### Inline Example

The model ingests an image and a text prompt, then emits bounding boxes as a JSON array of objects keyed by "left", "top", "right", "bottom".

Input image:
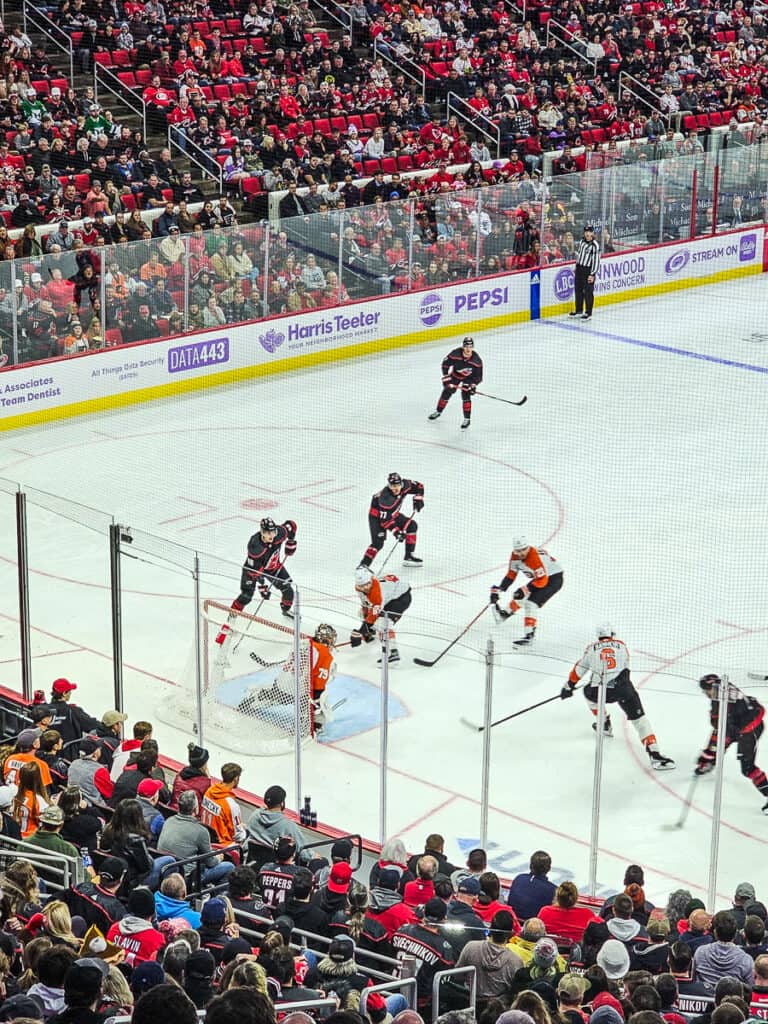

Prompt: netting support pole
[
  {"left": 479, "top": 637, "right": 493, "bottom": 850},
  {"left": 192, "top": 553, "right": 204, "bottom": 746},
  {"left": 109, "top": 524, "right": 124, "bottom": 715},
  {"left": 293, "top": 587, "right": 303, "bottom": 814},
  {"left": 15, "top": 489, "right": 32, "bottom": 701},
  {"left": 379, "top": 613, "right": 390, "bottom": 844},
  {"left": 588, "top": 664, "right": 608, "bottom": 896},
  {"left": 707, "top": 673, "right": 730, "bottom": 911}
]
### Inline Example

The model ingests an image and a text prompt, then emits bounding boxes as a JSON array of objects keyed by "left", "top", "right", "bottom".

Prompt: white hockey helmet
[
  {"left": 355, "top": 566, "right": 373, "bottom": 589},
  {"left": 512, "top": 535, "right": 530, "bottom": 553},
  {"left": 596, "top": 623, "right": 615, "bottom": 639}
]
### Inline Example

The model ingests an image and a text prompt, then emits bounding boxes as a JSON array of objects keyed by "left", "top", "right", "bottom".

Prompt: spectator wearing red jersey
[{"left": 539, "top": 881, "right": 603, "bottom": 943}]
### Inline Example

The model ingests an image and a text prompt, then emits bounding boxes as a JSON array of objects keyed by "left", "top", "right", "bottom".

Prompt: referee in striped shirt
[{"left": 569, "top": 225, "right": 601, "bottom": 321}]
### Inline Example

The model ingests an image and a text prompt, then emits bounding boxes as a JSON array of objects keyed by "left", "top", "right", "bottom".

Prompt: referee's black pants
[{"left": 574, "top": 264, "right": 595, "bottom": 315}]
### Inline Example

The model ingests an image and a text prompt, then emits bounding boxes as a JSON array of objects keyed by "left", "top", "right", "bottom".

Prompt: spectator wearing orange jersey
[
  {"left": 3, "top": 728, "right": 53, "bottom": 789},
  {"left": 201, "top": 764, "right": 246, "bottom": 844}
]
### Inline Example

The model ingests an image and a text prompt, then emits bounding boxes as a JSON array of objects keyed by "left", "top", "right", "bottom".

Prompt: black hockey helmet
[
  {"left": 387, "top": 472, "right": 403, "bottom": 487},
  {"left": 260, "top": 517, "right": 278, "bottom": 533},
  {"left": 699, "top": 673, "right": 720, "bottom": 692},
  {"left": 462, "top": 336, "right": 474, "bottom": 348}
]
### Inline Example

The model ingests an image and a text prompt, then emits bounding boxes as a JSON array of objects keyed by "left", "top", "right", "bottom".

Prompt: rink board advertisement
[
  {"left": 0, "top": 274, "right": 530, "bottom": 429},
  {"left": 540, "top": 226, "right": 763, "bottom": 316},
  {"left": 0, "top": 225, "right": 764, "bottom": 430}
]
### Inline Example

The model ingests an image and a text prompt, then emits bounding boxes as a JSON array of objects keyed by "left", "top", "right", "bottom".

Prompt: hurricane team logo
[
  {"left": 553, "top": 267, "right": 574, "bottom": 300},
  {"left": 664, "top": 249, "right": 690, "bottom": 275},
  {"left": 419, "top": 293, "right": 443, "bottom": 326},
  {"left": 739, "top": 234, "right": 757, "bottom": 262},
  {"left": 258, "top": 328, "right": 285, "bottom": 353}
]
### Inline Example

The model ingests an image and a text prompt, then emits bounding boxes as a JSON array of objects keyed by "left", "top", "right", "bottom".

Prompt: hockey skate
[
  {"left": 461, "top": 418, "right": 471, "bottom": 429},
  {"left": 428, "top": 411, "right": 441, "bottom": 420},
  {"left": 763, "top": 800, "right": 768, "bottom": 815},
  {"left": 647, "top": 749, "right": 676, "bottom": 771},
  {"left": 592, "top": 715, "right": 614, "bottom": 738},
  {"left": 281, "top": 606, "right": 295, "bottom": 619},
  {"left": 378, "top": 647, "right": 400, "bottom": 665},
  {"left": 513, "top": 629, "right": 536, "bottom": 646},
  {"left": 403, "top": 552, "right": 423, "bottom": 566}
]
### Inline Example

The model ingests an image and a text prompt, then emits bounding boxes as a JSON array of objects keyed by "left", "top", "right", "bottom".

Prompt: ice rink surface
[{"left": 1, "top": 274, "right": 767, "bottom": 904}]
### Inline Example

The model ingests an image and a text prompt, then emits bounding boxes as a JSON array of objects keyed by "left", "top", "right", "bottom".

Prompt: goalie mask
[{"left": 314, "top": 624, "right": 337, "bottom": 648}]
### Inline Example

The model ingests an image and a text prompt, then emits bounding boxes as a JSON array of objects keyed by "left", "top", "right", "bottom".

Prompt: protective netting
[{"left": 156, "top": 599, "right": 313, "bottom": 756}]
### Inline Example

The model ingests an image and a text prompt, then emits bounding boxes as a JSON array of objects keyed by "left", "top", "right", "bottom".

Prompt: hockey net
[{"left": 158, "top": 599, "right": 313, "bottom": 756}]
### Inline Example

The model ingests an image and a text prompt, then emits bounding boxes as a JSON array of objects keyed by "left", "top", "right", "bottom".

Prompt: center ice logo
[
  {"left": 739, "top": 233, "right": 757, "bottom": 261},
  {"left": 664, "top": 249, "right": 690, "bottom": 275},
  {"left": 553, "top": 268, "right": 574, "bottom": 301},
  {"left": 419, "top": 293, "right": 443, "bottom": 327},
  {"left": 258, "top": 328, "right": 285, "bottom": 353}
]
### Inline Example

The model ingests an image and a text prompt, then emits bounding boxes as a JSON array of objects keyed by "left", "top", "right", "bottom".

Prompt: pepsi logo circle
[
  {"left": 553, "top": 268, "right": 574, "bottom": 300},
  {"left": 665, "top": 249, "right": 690, "bottom": 275},
  {"left": 419, "top": 293, "right": 443, "bottom": 326}
]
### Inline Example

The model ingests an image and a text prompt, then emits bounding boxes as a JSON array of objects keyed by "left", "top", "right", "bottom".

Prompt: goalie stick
[
  {"left": 475, "top": 390, "right": 528, "bottom": 407},
  {"left": 414, "top": 605, "right": 488, "bottom": 667}
]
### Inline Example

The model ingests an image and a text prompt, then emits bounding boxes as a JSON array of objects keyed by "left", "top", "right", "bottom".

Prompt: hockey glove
[
  {"left": 695, "top": 752, "right": 716, "bottom": 776},
  {"left": 462, "top": 383, "right": 476, "bottom": 395},
  {"left": 394, "top": 530, "right": 406, "bottom": 542},
  {"left": 442, "top": 375, "right": 458, "bottom": 390},
  {"left": 560, "top": 683, "right": 575, "bottom": 700},
  {"left": 359, "top": 621, "right": 375, "bottom": 643},
  {"left": 258, "top": 581, "right": 271, "bottom": 600},
  {"left": 512, "top": 586, "right": 530, "bottom": 601},
  {"left": 284, "top": 539, "right": 297, "bottom": 557},
  {"left": 413, "top": 497, "right": 424, "bottom": 513},
  {"left": 283, "top": 519, "right": 297, "bottom": 540},
  {"left": 489, "top": 586, "right": 500, "bottom": 605}
]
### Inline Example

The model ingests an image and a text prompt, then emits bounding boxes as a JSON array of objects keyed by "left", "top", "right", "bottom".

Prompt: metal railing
[
  {"left": 619, "top": 70, "right": 669, "bottom": 125},
  {"left": 169, "top": 125, "right": 224, "bottom": 192},
  {"left": 447, "top": 91, "right": 501, "bottom": 157},
  {"left": 94, "top": 63, "right": 147, "bottom": 142},
  {"left": 545, "top": 19, "right": 597, "bottom": 75},
  {"left": 297, "top": 832, "right": 364, "bottom": 870},
  {"left": 360, "top": 978, "right": 418, "bottom": 1016},
  {"left": 158, "top": 844, "right": 241, "bottom": 897},
  {"left": 373, "top": 35, "right": 426, "bottom": 96},
  {"left": 22, "top": 6, "right": 74, "bottom": 81},
  {"left": 431, "top": 966, "right": 477, "bottom": 1023},
  {"left": 0, "top": 835, "right": 85, "bottom": 891},
  {"left": 324, "top": 1, "right": 354, "bottom": 34}
]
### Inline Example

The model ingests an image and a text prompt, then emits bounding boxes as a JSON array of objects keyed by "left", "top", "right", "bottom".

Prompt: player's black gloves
[
  {"left": 462, "top": 383, "right": 476, "bottom": 395},
  {"left": 285, "top": 539, "right": 297, "bottom": 556},
  {"left": 394, "top": 530, "right": 406, "bottom": 542},
  {"left": 359, "top": 621, "right": 375, "bottom": 643},
  {"left": 258, "top": 582, "right": 271, "bottom": 600},
  {"left": 413, "top": 497, "right": 424, "bottom": 512},
  {"left": 560, "top": 683, "right": 575, "bottom": 700},
  {"left": 489, "top": 587, "right": 500, "bottom": 605}
]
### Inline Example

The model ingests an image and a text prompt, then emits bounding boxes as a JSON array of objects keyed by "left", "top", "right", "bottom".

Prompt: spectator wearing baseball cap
[
  {"left": 136, "top": 778, "right": 166, "bottom": 840},
  {"left": 0, "top": 992, "right": 45, "bottom": 1021},
  {"left": 196, "top": 899, "right": 234, "bottom": 964},
  {"left": 392, "top": 897, "right": 456, "bottom": 1013},
  {"left": 314, "top": 836, "right": 354, "bottom": 889},
  {"left": 48, "top": 680, "right": 101, "bottom": 747},
  {"left": 0, "top": 784, "right": 20, "bottom": 840},
  {"left": 445, "top": 875, "right": 486, "bottom": 956},
  {"left": 246, "top": 784, "right": 305, "bottom": 851},
  {"left": 731, "top": 882, "right": 757, "bottom": 930},
  {"left": 366, "top": 868, "right": 417, "bottom": 946},
  {"left": 60, "top": 857, "right": 128, "bottom": 933},
  {"left": 280, "top": 866, "right": 329, "bottom": 939},
  {"left": 47, "top": 957, "right": 106, "bottom": 1023},
  {"left": 315, "top": 935, "right": 369, "bottom": 1009},
  {"left": 3, "top": 727, "right": 52, "bottom": 790},
  {"left": 558, "top": 974, "right": 589, "bottom": 1024},
  {"left": 86, "top": 711, "right": 128, "bottom": 773},
  {"left": 25, "top": 803, "right": 79, "bottom": 862},
  {"left": 66, "top": 739, "right": 114, "bottom": 807},
  {"left": 314, "top": 859, "right": 354, "bottom": 918},
  {"left": 456, "top": 908, "right": 523, "bottom": 1002}
]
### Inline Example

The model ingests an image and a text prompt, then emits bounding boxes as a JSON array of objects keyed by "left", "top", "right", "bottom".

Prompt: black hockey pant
[
  {"left": 361, "top": 512, "right": 418, "bottom": 565},
  {"left": 583, "top": 669, "right": 644, "bottom": 721},
  {"left": 236, "top": 564, "right": 294, "bottom": 611},
  {"left": 436, "top": 384, "right": 472, "bottom": 418}
]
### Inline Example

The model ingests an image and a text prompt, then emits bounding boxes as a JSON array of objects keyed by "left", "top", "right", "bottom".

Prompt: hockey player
[
  {"left": 560, "top": 624, "right": 675, "bottom": 771},
  {"left": 240, "top": 624, "right": 339, "bottom": 735},
  {"left": 360, "top": 472, "right": 424, "bottom": 568},
  {"left": 351, "top": 566, "right": 412, "bottom": 665},
  {"left": 216, "top": 518, "right": 297, "bottom": 646},
  {"left": 489, "top": 537, "right": 563, "bottom": 646},
  {"left": 695, "top": 675, "right": 768, "bottom": 813},
  {"left": 428, "top": 336, "right": 483, "bottom": 429}
]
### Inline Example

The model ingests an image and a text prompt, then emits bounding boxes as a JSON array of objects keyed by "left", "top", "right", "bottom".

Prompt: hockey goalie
[{"left": 236, "top": 624, "right": 338, "bottom": 737}]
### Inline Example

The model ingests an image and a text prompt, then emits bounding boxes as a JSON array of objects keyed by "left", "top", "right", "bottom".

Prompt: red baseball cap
[
  {"left": 327, "top": 862, "right": 353, "bottom": 893},
  {"left": 137, "top": 779, "right": 164, "bottom": 798},
  {"left": 52, "top": 678, "right": 77, "bottom": 695}
]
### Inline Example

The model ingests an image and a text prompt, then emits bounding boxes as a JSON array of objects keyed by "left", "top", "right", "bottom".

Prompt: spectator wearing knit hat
[
  {"left": 511, "top": 937, "right": 565, "bottom": 996},
  {"left": 106, "top": 888, "right": 165, "bottom": 966},
  {"left": 170, "top": 744, "right": 212, "bottom": 810},
  {"left": 457, "top": 909, "right": 524, "bottom": 1002}
]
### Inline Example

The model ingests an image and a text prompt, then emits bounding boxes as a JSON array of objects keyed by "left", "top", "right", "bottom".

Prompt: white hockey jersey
[
  {"left": 360, "top": 574, "right": 410, "bottom": 623},
  {"left": 569, "top": 637, "right": 630, "bottom": 687}
]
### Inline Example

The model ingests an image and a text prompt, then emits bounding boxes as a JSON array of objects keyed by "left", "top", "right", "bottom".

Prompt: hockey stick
[
  {"left": 378, "top": 502, "right": 418, "bottom": 572},
  {"left": 232, "top": 562, "right": 287, "bottom": 655},
  {"left": 662, "top": 774, "right": 699, "bottom": 831},
  {"left": 460, "top": 692, "right": 567, "bottom": 733},
  {"left": 413, "top": 605, "right": 488, "bottom": 667},
  {"left": 748, "top": 672, "right": 768, "bottom": 681},
  {"left": 475, "top": 390, "right": 528, "bottom": 407}
]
